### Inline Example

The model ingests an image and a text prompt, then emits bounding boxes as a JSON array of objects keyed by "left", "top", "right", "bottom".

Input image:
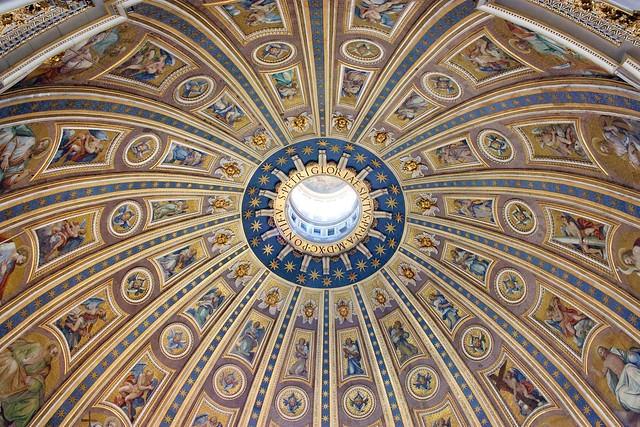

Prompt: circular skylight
[{"left": 286, "top": 175, "right": 361, "bottom": 243}]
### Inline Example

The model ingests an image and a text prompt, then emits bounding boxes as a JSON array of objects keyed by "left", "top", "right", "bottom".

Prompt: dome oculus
[{"left": 242, "top": 139, "right": 405, "bottom": 289}]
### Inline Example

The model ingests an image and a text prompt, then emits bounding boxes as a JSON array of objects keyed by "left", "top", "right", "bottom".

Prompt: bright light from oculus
[{"left": 286, "top": 175, "right": 361, "bottom": 243}]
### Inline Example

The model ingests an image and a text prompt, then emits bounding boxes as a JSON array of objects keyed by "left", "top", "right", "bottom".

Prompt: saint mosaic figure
[
  {"left": 595, "top": 344, "right": 640, "bottom": 415},
  {"left": 0, "top": 338, "right": 59, "bottom": 427},
  {"left": 112, "top": 363, "right": 158, "bottom": 422},
  {"left": 343, "top": 337, "right": 364, "bottom": 377},
  {"left": 232, "top": 320, "right": 265, "bottom": 364},
  {"left": 388, "top": 320, "right": 418, "bottom": 363}
]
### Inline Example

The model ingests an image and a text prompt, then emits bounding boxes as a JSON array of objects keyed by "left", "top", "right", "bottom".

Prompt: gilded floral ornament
[
  {"left": 415, "top": 193, "right": 439, "bottom": 216},
  {"left": 244, "top": 127, "right": 273, "bottom": 151},
  {"left": 332, "top": 112, "right": 353, "bottom": 132},
  {"left": 227, "top": 260, "right": 253, "bottom": 287},
  {"left": 400, "top": 154, "right": 429, "bottom": 178},
  {"left": 414, "top": 232, "right": 440, "bottom": 255},
  {"left": 335, "top": 297, "right": 354, "bottom": 324},
  {"left": 299, "top": 298, "right": 318, "bottom": 323},
  {"left": 285, "top": 112, "right": 313, "bottom": 133},
  {"left": 208, "top": 229, "right": 235, "bottom": 253},
  {"left": 207, "top": 195, "right": 233, "bottom": 213},
  {"left": 214, "top": 158, "right": 245, "bottom": 181},
  {"left": 259, "top": 286, "right": 284, "bottom": 314},
  {"left": 397, "top": 262, "right": 422, "bottom": 287},
  {"left": 367, "top": 127, "right": 396, "bottom": 147},
  {"left": 371, "top": 287, "right": 392, "bottom": 311}
]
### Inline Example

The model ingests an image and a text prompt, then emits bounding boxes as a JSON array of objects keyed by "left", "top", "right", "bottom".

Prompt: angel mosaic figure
[
  {"left": 36, "top": 218, "right": 86, "bottom": 264},
  {"left": 57, "top": 297, "right": 108, "bottom": 352},
  {"left": 186, "top": 287, "right": 225, "bottom": 328},
  {"left": 113, "top": 363, "right": 158, "bottom": 422},
  {"left": 232, "top": 320, "right": 265, "bottom": 363}
]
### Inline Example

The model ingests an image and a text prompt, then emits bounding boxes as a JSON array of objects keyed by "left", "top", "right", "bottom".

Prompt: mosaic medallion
[
  {"left": 213, "top": 364, "right": 246, "bottom": 400},
  {"left": 123, "top": 133, "right": 160, "bottom": 167},
  {"left": 159, "top": 322, "right": 193, "bottom": 359},
  {"left": 242, "top": 139, "right": 405, "bottom": 288},
  {"left": 422, "top": 72, "right": 462, "bottom": 101},
  {"left": 341, "top": 39, "right": 384, "bottom": 64},
  {"left": 275, "top": 386, "right": 309, "bottom": 420},
  {"left": 461, "top": 325, "right": 493, "bottom": 361},
  {"left": 174, "top": 75, "right": 215, "bottom": 105},
  {"left": 406, "top": 366, "right": 438, "bottom": 400},
  {"left": 503, "top": 199, "right": 537, "bottom": 235},
  {"left": 495, "top": 268, "right": 527, "bottom": 304},
  {"left": 252, "top": 41, "right": 295, "bottom": 65},
  {"left": 477, "top": 129, "right": 514, "bottom": 163},
  {"left": 121, "top": 267, "right": 153, "bottom": 304},
  {"left": 108, "top": 201, "right": 142, "bottom": 237},
  {"left": 343, "top": 385, "right": 375, "bottom": 419}
]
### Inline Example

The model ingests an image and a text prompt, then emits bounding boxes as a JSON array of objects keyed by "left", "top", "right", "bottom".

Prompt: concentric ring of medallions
[{"left": 242, "top": 139, "right": 405, "bottom": 289}]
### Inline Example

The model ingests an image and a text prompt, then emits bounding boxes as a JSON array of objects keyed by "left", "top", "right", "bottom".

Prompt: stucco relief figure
[
  {"left": 0, "top": 124, "right": 50, "bottom": 191},
  {"left": 0, "top": 237, "right": 27, "bottom": 301},
  {"left": 0, "top": 339, "right": 59, "bottom": 427},
  {"left": 232, "top": 320, "right": 265, "bottom": 363},
  {"left": 343, "top": 337, "right": 364, "bottom": 377},
  {"left": 288, "top": 338, "right": 309, "bottom": 377},
  {"left": 595, "top": 345, "right": 640, "bottom": 415},
  {"left": 113, "top": 363, "right": 158, "bottom": 422}
]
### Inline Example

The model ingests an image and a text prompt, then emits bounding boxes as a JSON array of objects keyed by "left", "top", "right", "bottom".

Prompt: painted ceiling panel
[{"left": 0, "top": 1, "right": 639, "bottom": 427}]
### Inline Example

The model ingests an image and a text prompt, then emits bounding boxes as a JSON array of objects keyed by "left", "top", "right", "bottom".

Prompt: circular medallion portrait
[
  {"left": 495, "top": 268, "right": 527, "bottom": 304},
  {"left": 406, "top": 366, "right": 438, "bottom": 400},
  {"left": 477, "top": 129, "right": 514, "bottom": 163},
  {"left": 461, "top": 325, "right": 493, "bottom": 361},
  {"left": 174, "top": 75, "right": 215, "bottom": 105},
  {"left": 109, "top": 201, "right": 142, "bottom": 237},
  {"left": 343, "top": 385, "right": 375, "bottom": 419},
  {"left": 422, "top": 72, "right": 461, "bottom": 101},
  {"left": 252, "top": 42, "right": 295, "bottom": 65},
  {"left": 121, "top": 267, "right": 153, "bottom": 304},
  {"left": 123, "top": 134, "right": 160, "bottom": 167},
  {"left": 160, "top": 323, "right": 193, "bottom": 359},
  {"left": 213, "top": 364, "right": 246, "bottom": 400},
  {"left": 276, "top": 386, "right": 309, "bottom": 420},
  {"left": 503, "top": 199, "right": 537, "bottom": 235},
  {"left": 341, "top": 39, "right": 384, "bottom": 64}
]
